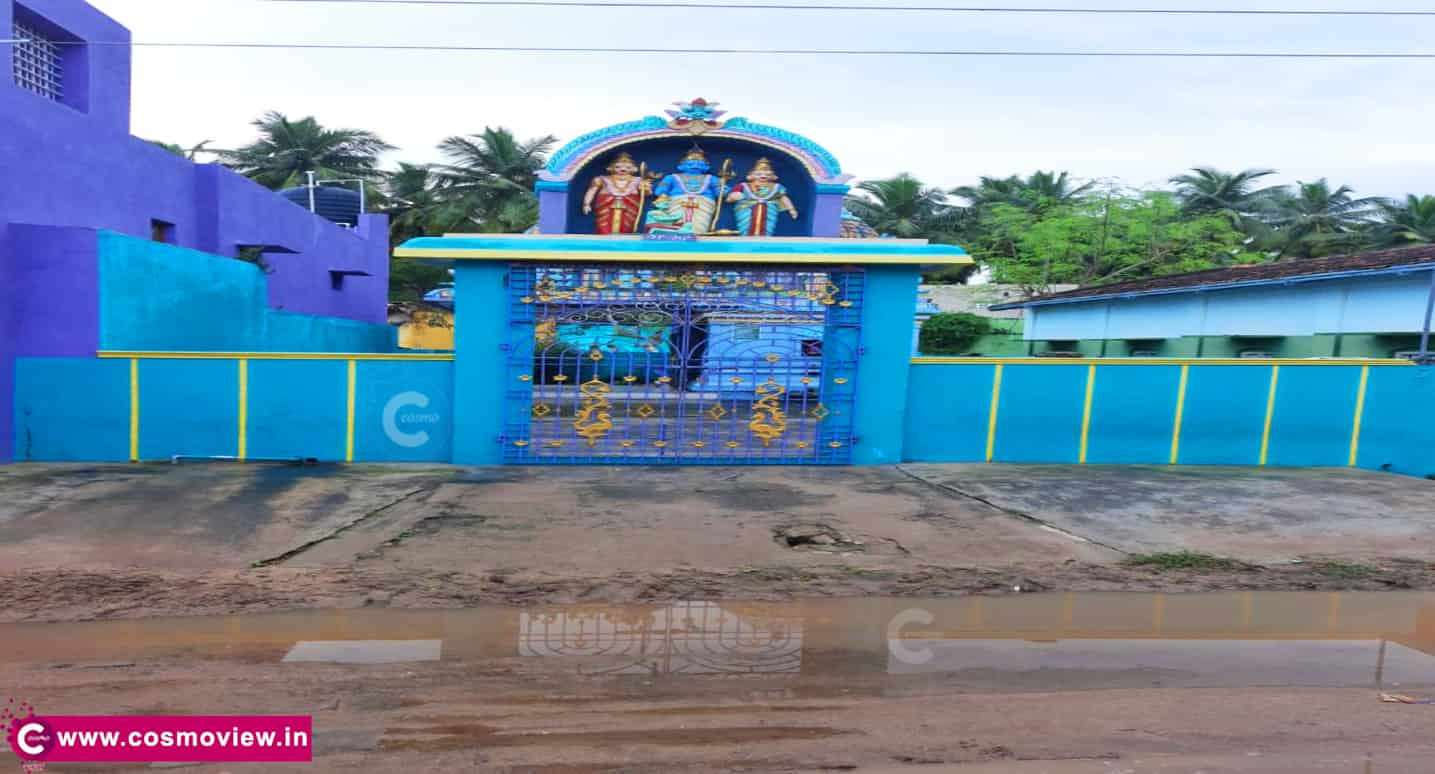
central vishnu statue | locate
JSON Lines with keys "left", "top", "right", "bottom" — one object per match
{"left": 643, "top": 147, "right": 726, "bottom": 235}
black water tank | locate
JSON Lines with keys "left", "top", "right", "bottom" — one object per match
{"left": 279, "top": 185, "right": 362, "bottom": 227}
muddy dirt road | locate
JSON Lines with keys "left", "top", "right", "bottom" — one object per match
{"left": 2, "top": 463, "right": 1434, "bottom": 622}
{"left": 3, "top": 592, "right": 1433, "bottom": 772}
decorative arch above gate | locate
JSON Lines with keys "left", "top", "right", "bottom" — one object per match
{"left": 540, "top": 101, "right": 852, "bottom": 186}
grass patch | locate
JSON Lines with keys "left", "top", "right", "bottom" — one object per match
{"left": 1311, "top": 560, "right": 1378, "bottom": 580}
{"left": 838, "top": 566, "right": 897, "bottom": 579}
{"left": 1124, "top": 551, "right": 1243, "bottom": 571}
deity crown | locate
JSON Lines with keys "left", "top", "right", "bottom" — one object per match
{"left": 606, "top": 152, "right": 638, "bottom": 172}
{"left": 679, "top": 147, "right": 709, "bottom": 164}
{"left": 748, "top": 158, "right": 777, "bottom": 178}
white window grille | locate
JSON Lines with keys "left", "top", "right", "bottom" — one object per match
{"left": 12, "top": 20, "right": 64, "bottom": 102}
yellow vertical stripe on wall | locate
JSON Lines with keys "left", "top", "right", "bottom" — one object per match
{"left": 1169, "top": 364, "right": 1190, "bottom": 465}
{"left": 237, "top": 359, "right": 248, "bottom": 461}
{"left": 1258, "top": 365, "right": 1281, "bottom": 466}
{"left": 129, "top": 358, "right": 140, "bottom": 462}
{"left": 985, "top": 364, "right": 1004, "bottom": 463}
{"left": 1348, "top": 365, "right": 1370, "bottom": 467}
{"left": 1078, "top": 364, "right": 1097, "bottom": 464}
{"left": 345, "top": 359, "right": 357, "bottom": 463}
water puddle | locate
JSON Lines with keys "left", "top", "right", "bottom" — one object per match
{"left": 282, "top": 639, "right": 442, "bottom": 664}
{"left": 3, "top": 592, "right": 1433, "bottom": 692}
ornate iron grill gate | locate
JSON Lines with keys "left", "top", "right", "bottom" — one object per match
{"left": 502, "top": 263, "right": 864, "bottom": 464}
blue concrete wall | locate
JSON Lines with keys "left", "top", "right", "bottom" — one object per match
{"left": 98, "top": 231, "right": 397, "bottom": 353}
{"left": 850, "top": 266, "right": 920, "bottom": 464}
{"left": 12, "top": 358, "right": 131, "bottom": 462}
{"left": 12, "top": 356, "right": 453, "bottom": 463}
{"left": 451, "top": 263, "right": 512, "bottom": 465}
{"left": 904, "top": 361, "right": 1435, "bottom": 476}
{"left": 354, "top": 361, "right": 455, "bottom": 463}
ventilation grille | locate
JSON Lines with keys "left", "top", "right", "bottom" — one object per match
{"left": 12, "top": 21, "right": 64, "bottom": 102}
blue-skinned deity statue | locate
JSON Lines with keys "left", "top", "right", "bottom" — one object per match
{"left": 644, "top": 148, "right": 725, "bottom": 235}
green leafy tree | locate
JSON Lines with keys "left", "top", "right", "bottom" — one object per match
{"left": 381, "top": 163, "right": 467, "bottom": 301}
{"left": 976, "top": 189, "right": 1264, "bottom": 292}
{"left": 219, "top": 111, "right": 394, "bottom": 190}
{"left": 1266, "top": 179, "right": 1382, "bottom": 259}
{"left": 1372, "top": 195, "right": 1435, "bottom": 247}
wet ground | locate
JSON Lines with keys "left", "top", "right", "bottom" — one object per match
{"left": 2, "top": 463, "right": 1435, "bottom": 622}
{"left": 4, "top": 591, "right": 1434, "bottom": 772}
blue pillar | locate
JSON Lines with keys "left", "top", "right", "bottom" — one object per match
{"left": 452, "top": 262, "right": 512, "bottom": 465}
{"left": 850, "top": 265, "right": 920, "bottom": 465}
{"left": 811, "top": 185, "right": 850, "bottom": 238}
{"left": 536, "top": 182, "right": 569, "bottom": 234}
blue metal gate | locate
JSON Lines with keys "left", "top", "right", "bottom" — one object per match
{"left": 502, "top": 263, "right": 864, "bottom": 464}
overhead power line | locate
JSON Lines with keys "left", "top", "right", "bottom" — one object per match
{"left": 13, "top": 41, "right": 1435, "bottom": 57}
{"left": 260, "top": 0, "right": 1435, "bottom": 16}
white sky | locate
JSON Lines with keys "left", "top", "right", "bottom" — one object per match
{"left": 89, "top": 0, "right": 1435, "bottom": 197}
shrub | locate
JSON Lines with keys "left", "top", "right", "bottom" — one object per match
{"left": 919, "top": 312, "right": 993, "bottom": 355}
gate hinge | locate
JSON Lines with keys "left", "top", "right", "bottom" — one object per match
{"left": 858, "top": 346, "right": 868, "bottom": 356}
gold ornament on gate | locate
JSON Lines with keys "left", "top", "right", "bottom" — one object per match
{"left": 748, "top": 379, "right": 789, "bottom": 447}
{"left": 573, "top": 378, "right": 614, "bottom": 447}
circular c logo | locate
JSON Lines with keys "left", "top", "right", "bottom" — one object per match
{"left": 383, "top": 392, "right": 433, "bottom": 448}
{"left": 12, "top": 718, "right": 56, "bottom": 761}
{"left": 887, "top": 607, "right": 935, "bottom": 666}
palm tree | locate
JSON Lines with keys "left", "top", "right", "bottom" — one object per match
{"left": 954, "top": 171, "right": 1093, "bottom": 214}
{"left": 1169, "top": 167, "right": 1284, "bottom": 227}
{"left": 845, "top": 174, "right": 964, "bottom": 240}
{"left": 220, "top": 111, "right": 395, "bottom": 190}
{"left": 148, "top": 139, "right": 216, "bottom": 161}
{"left": 1266, "top": 179, "right": 1382, "bottom": 259}
{"left": 1372, "top": 195, "right": 1435, "bottom": 247}
{"left": 435, "top": 127, "right": 556, "bottom": 233}
{"left": 383, "top": 163, "right": 474, "bottom": 246}
{"left": 1021, "top": 170, "right": 1096, "bottom": 212}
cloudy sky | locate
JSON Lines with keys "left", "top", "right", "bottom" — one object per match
{"left": 87, "top": 0, "right": 1435, "bottom": 197}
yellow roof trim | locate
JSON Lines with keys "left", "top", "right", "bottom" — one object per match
{"left": 395, "top": 247, "right": 972, "bottom": 266}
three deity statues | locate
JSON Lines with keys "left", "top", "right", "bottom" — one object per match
{"left": 582, "top": 147, "right": 799, "bottom": 237}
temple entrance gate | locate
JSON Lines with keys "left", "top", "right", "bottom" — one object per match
{"left": 501, "top": 263, "right": 864, "bottom": 464}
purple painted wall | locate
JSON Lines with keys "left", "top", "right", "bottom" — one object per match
{"left": 1, "top": 1, "right": 394, "bottom": 461}
{"left": 811, "top": 190, "right": 849, "bottom": 238}
{"left": 1, "top": 1, "right": 389, "bottom": 324}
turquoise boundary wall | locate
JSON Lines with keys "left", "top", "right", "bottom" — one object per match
{"left": 14, "top": 353, "right": 1435, "bottom": 473}
{"left": 98, "top": 231, "right": 397, "bottom": 353}
{"left": 904, "top": 360, "right": 1435, "bottom": 476}
{"left": 12, "top": 356, "right": 453, "bottom": 463}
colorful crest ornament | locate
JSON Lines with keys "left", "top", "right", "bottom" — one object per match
{"left": 666, "top": 98, "right": 726, "bottom": 134}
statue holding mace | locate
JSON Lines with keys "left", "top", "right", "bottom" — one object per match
{"left": 583, "top": 152, "right": 652, "bottom": 235}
